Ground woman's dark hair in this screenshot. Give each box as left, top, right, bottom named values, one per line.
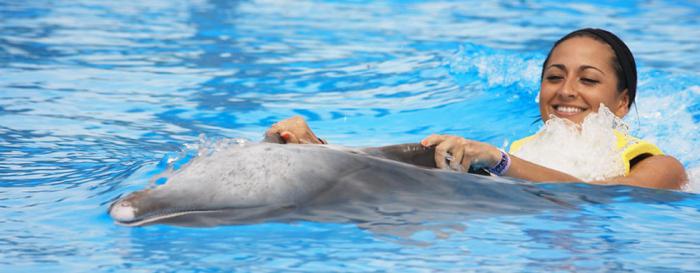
left=540, top=28, right=637, bottom=108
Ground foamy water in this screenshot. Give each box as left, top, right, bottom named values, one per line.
left=513, top=105, right=633, bottom=182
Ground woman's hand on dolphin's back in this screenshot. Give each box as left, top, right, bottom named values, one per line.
left=265, top=116, right=325, bottom=144
left=421, top=134, right=501, bottom=172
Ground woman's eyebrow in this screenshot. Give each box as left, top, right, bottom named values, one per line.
left=547, top=64, right=605, bottom=75
left=546, top=64, right=566, bottom=72
left=580, top=65, right=605, bottom=75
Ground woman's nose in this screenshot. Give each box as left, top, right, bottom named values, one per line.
left=557, top=78, right=578, bottom=98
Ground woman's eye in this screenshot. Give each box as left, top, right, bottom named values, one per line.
left=546, top=75, right=563, bottom=81
left=581, top=78, right=599, bottom=84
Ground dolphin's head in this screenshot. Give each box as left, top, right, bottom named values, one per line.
left=109, top=187, right=220, bottom=226
left=109, top=198, right=136, bottom=223
left=109, top=189, right=169, bottom=226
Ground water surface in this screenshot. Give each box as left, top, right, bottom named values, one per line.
left=2, top=0, right=700, bottom=272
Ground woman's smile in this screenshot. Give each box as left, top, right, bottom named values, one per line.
left=552, top=104, right=588, bottom=118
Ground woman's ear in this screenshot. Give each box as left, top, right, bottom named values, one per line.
left=614, top=89, right=630, bottom=117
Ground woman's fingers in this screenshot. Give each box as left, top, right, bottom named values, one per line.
left=280, top=131, right=301, bottom=144
left=265, top=125, right=282, bottom=138
left=423, top=134, right=457, bottom=170
left=431, top=136, right=460, bottom=170
left=450, top=146, right=465, bottom=172
left=434, top=142, right=450, bottom=169
left=265, top=116, right=325, bottom=144
left=421, top=134, right=445, bottom=147
left=461, top=154, right=475, bottom=173
left=422, top=134, right=495, bottom=173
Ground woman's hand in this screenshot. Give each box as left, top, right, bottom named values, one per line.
left=421, top=134, right=501, bottom=172
left=265, top=116, right=325, bottom=144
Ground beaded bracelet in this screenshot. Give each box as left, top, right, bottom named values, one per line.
left=487, top=150, right=511, bottom=176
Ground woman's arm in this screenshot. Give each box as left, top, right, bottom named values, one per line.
left=421, top=134, right=579, bottom=181
left=421, top=134, right=687, bottom=190
left=596, top=155, right=687, bottom=190
left=505, top=155, right=581, bottom=182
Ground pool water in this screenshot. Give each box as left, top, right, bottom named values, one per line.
left=2, top=0, right=700, bottom=272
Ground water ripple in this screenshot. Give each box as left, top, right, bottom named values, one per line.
left=2, top=0, right=700, bottom=272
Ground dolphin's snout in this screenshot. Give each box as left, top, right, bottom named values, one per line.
left=109, top=189, right=154, bottom=224
left=110, top=200, right=137, bottom=223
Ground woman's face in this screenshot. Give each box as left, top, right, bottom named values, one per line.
left=539, top=36, right=629, bottom=124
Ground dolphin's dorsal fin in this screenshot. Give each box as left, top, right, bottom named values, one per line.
left=259, top=137, right=488, bottom=175
left=362, top=143, right=489, bottom=175
left=361, top=143, right=437, bottom=168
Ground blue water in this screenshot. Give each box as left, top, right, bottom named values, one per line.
left=2, top=0, right=700, bottom=272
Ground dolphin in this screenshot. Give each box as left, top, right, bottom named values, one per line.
left=108, top=139, right=601, bottom=227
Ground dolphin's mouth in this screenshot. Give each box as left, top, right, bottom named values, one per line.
left=108, top=196, right=292, bottom=227
left=109, top=198, right=233, bottom=226
left=112, top=208, right=228, bottom=227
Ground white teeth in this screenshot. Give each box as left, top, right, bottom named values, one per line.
left=556, top=106, right=583, bottom=113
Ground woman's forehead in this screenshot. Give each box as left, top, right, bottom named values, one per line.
left=547, top=36, right=616, bottom=72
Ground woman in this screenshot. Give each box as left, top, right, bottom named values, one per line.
left=265, top=28, right=688, bottom=190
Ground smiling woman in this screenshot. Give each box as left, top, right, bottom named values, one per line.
left=502, top=28, right=688, bottom=189
left=540, top=36, right=630, bottom=124
left=266, top=28, right=688, bottom=190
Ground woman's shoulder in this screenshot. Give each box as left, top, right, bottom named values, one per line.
left=614, top=131, right=665, bottom=175
left=616, top=131, right=687, bottom=189
left=626, top=154, right=688, bottom=189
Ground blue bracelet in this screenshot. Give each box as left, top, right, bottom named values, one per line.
left=487, top=150, right=511, bottom=176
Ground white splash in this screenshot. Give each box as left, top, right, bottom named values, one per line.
left=148, top=135, right=251, bottom=187
left=511, top=104, right=627, bottom=182
left=632, top=84, right=700, bottom=192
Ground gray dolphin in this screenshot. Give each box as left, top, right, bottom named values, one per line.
left=109, top=140, right=590, bottom=227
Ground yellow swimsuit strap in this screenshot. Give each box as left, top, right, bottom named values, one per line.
left=508, top=134, right=536, bottom=154
left=613, top=130, right=664, bottom=175
left=508, top=130, right=664, bottom=176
